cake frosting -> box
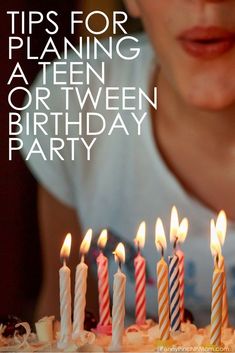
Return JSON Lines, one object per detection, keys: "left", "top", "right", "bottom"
{"left": 0, "top": 318, "right": 235, "bottom": 352}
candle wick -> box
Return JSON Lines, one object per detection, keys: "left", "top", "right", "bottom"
{"left": 215, "top": 253, "right": 219, "bottom": 268}
{"left": 81, "top": 254, "right": 85, "bottom": 263}
{"left": 135, "top": 239, "right": 140, "bottom": 255}
{"left": 63, "top": 258, "right": 66, "bottom": 267}
{"left": 157, "top": 241, "right": 164, "bottom": 258}
{"left": 173, "top": 237, "right": 178, "bottom": 252}
{"left": 118, "top": 258, "right": 122, "bottom": 271}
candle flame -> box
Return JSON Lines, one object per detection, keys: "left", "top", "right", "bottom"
{"left": 60, "top": 233, "right": 72, "bottom": 259}
{"left": 97, "top": 229, "right": 108, "bottom": 249}
{"left": 177, "top": 218, "right": 189, "bottom": 243}
{"left": 170, "top": 206, "right": 179, "bottom": 243}
{"left": 155, "top": 218, "right": 167, "bottom": 252}
{"left": 113, "top": 242, "right": 125, "bottom": 263}
{"left": 216, "top": 210, "right": 227, "bottom": 246}
{"left": 80, "top": 229, "right": 92, "bottom": 255}
{"left": 210, "top": 220, "right": 222, "bottom": 257}
{"left": 134, "top": 221, "right": 146, "bottom": 249}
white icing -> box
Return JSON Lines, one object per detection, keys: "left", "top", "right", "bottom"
{"left": 35, "top": 316, "right": 54, "bottom": 343}
{"left": 0, "top": 319, "right": 234, "bottom": 352}
{"left": 126, "top": 331, "right": 143, "bottom": 344}
{"left": 148, "top": 324, "right": 160, "bottom": 342}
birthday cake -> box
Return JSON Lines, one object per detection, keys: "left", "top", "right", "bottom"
{"left": 0, "top": 316, "right": 235, "bottom": 352}
{"left": 1, "top": 208, "right": 234, "bottom": 352}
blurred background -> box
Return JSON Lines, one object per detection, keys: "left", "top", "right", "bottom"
{"left": 1, "top": 0, "right": 141, "bottom": 324}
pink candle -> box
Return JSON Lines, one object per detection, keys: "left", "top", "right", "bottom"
{"left": 134, "top": 222, "right": 146, "bottom": 325}
{"left": 96, "top": 230, "right": 111, "bottom": 327}
{"left": 176, "top": 248, "right": 185, "bottom": 322}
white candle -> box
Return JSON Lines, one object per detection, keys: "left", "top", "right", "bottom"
{"left": 72, "top": 229, "right": 92, "bottom": 341}
{"left": 58, "top": 233, "right": 72, "bottom": 350}
{"left": 109, "top": 243, "right": 126, "bottom": 352}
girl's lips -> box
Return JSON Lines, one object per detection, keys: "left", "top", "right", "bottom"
{"left": 178, "top": 26, "right": 235, "bottom": 59}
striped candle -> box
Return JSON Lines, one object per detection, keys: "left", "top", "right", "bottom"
{"left": 175, "top": 217, "right": 188, "bottom": 323}
{"left": 134, "top": 221, "right": 146, "bottom": 325}
{"left": 210, "top": 267, "right": 223, "bottom": 346}
{"left": 168, "top": 255, "right": 181, "bottom": 331}
{"left": 155, "top": 218, "right": 170, "bottom": 341}
{"left": 58, "top": 234, "right": 72, "bottom": 350}
{"left": 169, "top": 207, "right": 188, "bottom": 328}
{"left": 97, "top": 251, "right": 111, "bottom": 326}
{"left": 73, "top": 229, "right": 92, "bottom": 340}
{"left": 134, "top": 253, "right": 146, "bottom": 325}
{"left": 176, "top": 249, "right": 185, "bottom": 323}
{"left": 216, "top": 211, "right": 228, "bottom": 328}
{"left": 218, "top": 256, "right": 229, "bottom": 328}
{"left": 58, "top": 264, "right": 72, "bottom": 349}
{"left": 110, "top": 268, "right": 126, "bottom": 351}
{"left": 210, "top": 219, "right": 224, "bottom": 346}
{"left": 157, "top": 258, "right": 170, "bottom": 340}
{"left": 73, "top": 258, "right": 88, "bottom": 339}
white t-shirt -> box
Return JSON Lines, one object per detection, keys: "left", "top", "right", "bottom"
{"left": 20, "top": 34, "right": 235, "bottom": 326}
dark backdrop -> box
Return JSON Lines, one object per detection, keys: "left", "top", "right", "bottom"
{"left": 0, "top": 0, "right": 77, "bottom": 323}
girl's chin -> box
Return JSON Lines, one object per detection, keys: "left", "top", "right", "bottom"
{"left": 175, "top": 66, "right": 235, "bottom": 111}
{"left": 183, "top": 89, "right": 235, "bottom": 112}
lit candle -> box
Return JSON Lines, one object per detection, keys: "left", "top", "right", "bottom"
{"left": 97, "top": 229, "right": 111, "bottom": 327}
{"left": 216, "top": 211, "right": 229, "bottom": 328}
{"left": 155, "top": 218, "right": 170, "bottom": 341}
{"left": 175, "top": 217, "right": 188, "bottom": 322}
{"left": 134, "top": 221, "right": 146, "bottom": 325}
{"left": 210, "top": 220, "right": 223, "bottom": 346}
{"left": 58, "top": 233, "right": 72, "bottom": 349}
{"left": 72, "top": 229, "right": 92, "bottom": 340}
{"left": 109, "top": 243, "right": 126, "bottom": 352}
{"left": 169, "top": 206, "right": 181, "bottom": 331}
